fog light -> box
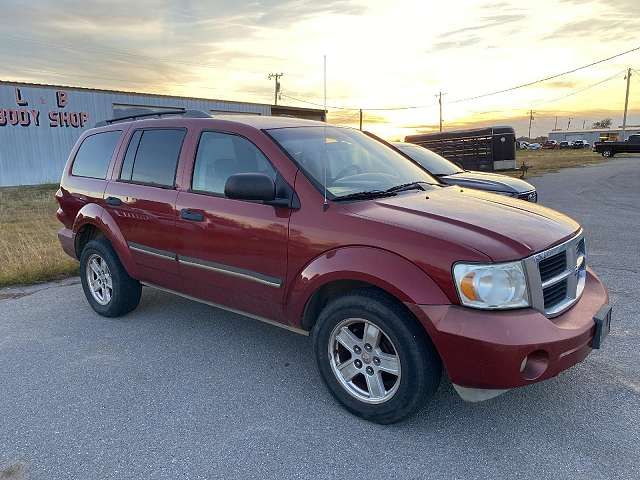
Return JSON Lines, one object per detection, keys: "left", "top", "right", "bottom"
{"left": 520, "top": 350, "right": 549, "bottom": 381}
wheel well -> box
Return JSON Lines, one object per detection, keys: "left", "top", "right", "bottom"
{"left": 301, "top": 280, "right": 415, "bottom": 332}
{"left": 74, "top": 224, "right": 105, "bottom": 257}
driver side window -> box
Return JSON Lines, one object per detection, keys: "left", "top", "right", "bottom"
{"left": 192, "top": 132, "right": 276, "bottom": 195}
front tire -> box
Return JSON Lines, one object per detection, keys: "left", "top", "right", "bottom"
{"left": 602, "top": 149, "right": 614, "bottom": 157}
{"left": 79, "top": 238, "right": 141, "bottom": 317}
{"left": 312, "top": 289, "right": 441, "bottom": 424}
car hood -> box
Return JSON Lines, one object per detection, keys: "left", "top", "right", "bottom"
{"left": 345, "top": 186, "right": 580, "bottom": 261}
{"left": 440, "top": 171, "right": 534, "bottom": 194}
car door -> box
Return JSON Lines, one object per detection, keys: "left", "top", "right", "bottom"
{"left": 174, "top": 130, "right": 290, "bottom": 320}
{"left": 104, "top": 127, "right": 186, "bottom": 288}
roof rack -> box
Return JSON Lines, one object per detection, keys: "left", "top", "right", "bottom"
{"left": 95, "top": 108, "right": 211, "bottom": 127}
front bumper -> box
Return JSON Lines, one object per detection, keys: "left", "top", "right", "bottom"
{"left": 408, "top": 268, "right": 609, "bottom": 393}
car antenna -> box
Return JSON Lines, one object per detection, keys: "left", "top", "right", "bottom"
{"left": 323, "top": 54, "right": 329, "bottom": 211}
{"left": 323, "top": 126, "right": 329, "bottom": 211}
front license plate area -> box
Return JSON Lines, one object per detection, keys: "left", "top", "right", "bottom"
{"left": 592, "top": 305, "right": 612, "bottom": 349}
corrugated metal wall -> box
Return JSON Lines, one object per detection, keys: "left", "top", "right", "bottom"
{"left": 0, "top": 83, "right": 272, "bottom": 186}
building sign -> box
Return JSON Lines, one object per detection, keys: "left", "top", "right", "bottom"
{"left": 0, "top": 87, "right": 89, "bottom": 128}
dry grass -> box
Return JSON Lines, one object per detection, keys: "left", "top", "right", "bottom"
{"left": 506, "top": 148, "right": 613, "bottom": 178}
{"left": 0, "top": 184, "right": 78, "bottom": 288}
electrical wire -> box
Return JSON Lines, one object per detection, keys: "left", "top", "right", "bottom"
{"left": 287, "top": 45, "right": 640, "bottom": 111}
{"left": 448, "top": 46, "right": 640, "bottom": 105}
{"left": 533, "top": 70, "right": 626, "bottom": 107}
{"left": 280, "top": 93, "right": 438, "bottom": 111}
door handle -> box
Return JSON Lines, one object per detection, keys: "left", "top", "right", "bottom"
{"left": 180, "top": 208, "right": 204, "bottom": 222}
{"left": 106, "top": 196, "right": 122, "bottom": 206}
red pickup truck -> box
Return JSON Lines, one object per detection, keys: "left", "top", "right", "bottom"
{"left": 56, "top": 111, "right": 611, "bottom": 423}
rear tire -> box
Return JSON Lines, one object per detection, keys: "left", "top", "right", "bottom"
{"left": 312, "top": 289, "right": 441, "bottom": 424}
{"left": 79, "top": 238, "right": 141, "bottom": 317}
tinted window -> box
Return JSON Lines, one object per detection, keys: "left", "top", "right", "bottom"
{"left": 121, "top": 129, "right": 185, "bottom": 187}
{"left": 120, "top": 130, "right": 143, "bottom": 181}
{"left": 71, "top": 131, "right": 121, "bottom": 179}
{"left": 268, "top": 127, "right": 437, "bottom": 198}
{"left": 192, "top": 132, "right": 276, "bottom": 194}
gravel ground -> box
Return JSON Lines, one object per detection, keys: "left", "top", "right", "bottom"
{"left": 1, "top": 157, "right": 638, "bottom": 479}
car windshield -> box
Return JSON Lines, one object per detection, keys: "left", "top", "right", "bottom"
{"left": 394, "top": 144, "right": 463, "bottom": 176}
{"left": 267, "top": 126, "right": 438, "bottom": 199}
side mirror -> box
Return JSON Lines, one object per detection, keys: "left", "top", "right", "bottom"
{"left": 225, "top": 173, "right": 276, "bottom": 202}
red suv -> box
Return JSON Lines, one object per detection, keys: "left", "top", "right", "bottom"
{"left": 56, "top": 111, "right": 611, "bottom": 423}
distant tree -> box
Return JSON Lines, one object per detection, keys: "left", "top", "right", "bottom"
{"left": 592, "top": 118, "right": 612, "bottom": 129}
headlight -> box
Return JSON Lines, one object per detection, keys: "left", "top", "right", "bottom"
{"left": 453, "top": 261, "right": 529, "bottom": 309}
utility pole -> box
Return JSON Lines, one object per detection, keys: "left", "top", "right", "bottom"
{"left": 437, "top": 91, "right": 445, "bottom": 132}
{"left": 554, "top": 116, "right": 558, "bottom": 131}
{"left": 267, "top": 73, "right": 284, "bottom": 105}
{"left": 528, "top": 109, "right": 535, "bottom": 139}
{"left": 582, "top": 119, "right": 586, "bottom": 129}
{"left": 622, "top": 67, "right": 632, "bottom": 138}
{"left": 567, "top": 117, "right": 573, "bottom": 130}
{"left": 359, "top": 109, "right": 363, "bottom": 131}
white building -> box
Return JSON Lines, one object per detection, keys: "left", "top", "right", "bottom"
{"left": 548, "top": 126, "right": 640, "bottom": 145}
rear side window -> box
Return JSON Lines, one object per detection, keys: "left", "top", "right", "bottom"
{"left": 120, "top": 129, "right": 185, "bottom": 187}
{"left": 71, "top": 131, "right": 121, "bottom": 179}
{"left": 192, "top": 131, "right": 276, "bottom": 195}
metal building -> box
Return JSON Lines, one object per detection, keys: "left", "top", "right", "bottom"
{"left": 0, "top": 80, "right": 325, "bottom": 186}
{"left": 548, "top": 127, "right": 640, "bottom": 145}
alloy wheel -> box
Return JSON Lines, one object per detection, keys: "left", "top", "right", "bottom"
{"left": 86, "top": 253, "right": 113, "bottom": 306}
{"left": 328, "top": 318, "right": 401, "bottom": 404}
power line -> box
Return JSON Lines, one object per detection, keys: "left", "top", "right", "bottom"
{"left": 533, "top": 70, "right": 625, "bottom": 107}
{"left": 282, "top": 45, "right": 640, "bottom": 112}
{"left": 280, "top": 93, "right": 438, "bottom": 111}
{"left": 448, "top": 45, "right": 640, "bottom": 105}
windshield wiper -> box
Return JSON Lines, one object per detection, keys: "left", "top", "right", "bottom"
{"left": 333, "top": 190, "right": 398, "bottom": 202}
{"left": 384, "top": 181, "right": 430, "bottom": 193}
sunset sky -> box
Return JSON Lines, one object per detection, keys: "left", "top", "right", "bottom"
{"left": 2, "top": 0, "right": 640, "bottom": 139}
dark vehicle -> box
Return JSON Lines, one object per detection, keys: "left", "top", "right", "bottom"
{"left": 559, "top": 141, "right": 572, "bottom": 149}
{"left": 404, "top": 126, "right": 516, "bottom": 171}
{"left": 594, "top": 134, "right": 640, "bottom": 157}
{"left": 392, "top": 142, "right": 537, "bottom": 202}
{"left": 542, "top": 140, "right": 558, "bottom": 149}
{"left": 571, "top": 140, "right": 589, "bottom": 149}
{"left": 56, "top": 111, "right": 610, "bottom": 423}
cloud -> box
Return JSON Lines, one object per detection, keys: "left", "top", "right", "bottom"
{"left": 429, "top": 12, "right": 526, "bottom": 51}
{"left": 545, "top": 80, "right": 579, "bottom": 89}
{"left": 441, "top": 13, "right": 526, "bottom": 38}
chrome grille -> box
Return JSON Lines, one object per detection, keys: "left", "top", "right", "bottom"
{"left": 523, "top": 231, "right": 587, "bottom": 317}
{"left": 538, "top": 251, "right": 567, "bottom": 283}
{"left": 543, "top": 280, "right": 568, "bottom": 310}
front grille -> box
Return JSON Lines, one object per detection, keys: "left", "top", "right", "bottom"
{"left": 543, "top": 280, "right": 568, "bottom": 309}
{"left": 526, "top": 231, "right": 587, "bottom": 317}
{"left": 538, "top": 251, "right": 567, "bottom": 283}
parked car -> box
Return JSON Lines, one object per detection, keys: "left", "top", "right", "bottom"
{"left": 559, "top": 141, "right": 572, "bottom": 149}
{"left": 518, "top": 140, "right": 530, "bottom": 150}
{"left": 594, "top": 134, "right": 640, "bottom": 157}
{"left": 526, "top": 142, "right": 542, "bottom": 150}
{"left": 56, "top": 111, "right": 611, "bottom": 423}
{"left": 571, "top": 140, "right": 589, "bottom": 149}
{"left": 542, "top": 140, "right": 558, "bottom": 149}
{"left": 392, "top": 142, "right": 537, "bottom": 202}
